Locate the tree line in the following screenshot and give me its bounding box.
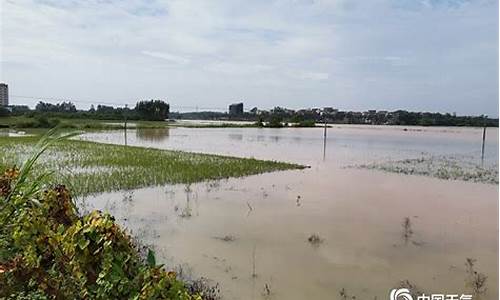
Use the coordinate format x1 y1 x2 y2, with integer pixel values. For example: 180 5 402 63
172 107 498 127
1 100 169 121
1 101 497 127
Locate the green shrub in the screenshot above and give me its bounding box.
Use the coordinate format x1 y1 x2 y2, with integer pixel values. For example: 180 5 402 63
14 120 38 128
268 115 284 128
295 120 316 127
0 168 202 299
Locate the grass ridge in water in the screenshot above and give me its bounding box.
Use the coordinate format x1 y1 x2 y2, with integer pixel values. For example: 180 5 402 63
354 156 498 184
0 136 304 196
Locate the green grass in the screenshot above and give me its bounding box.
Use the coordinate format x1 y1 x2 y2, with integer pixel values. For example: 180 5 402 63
0 135 303 197
0 116 169 130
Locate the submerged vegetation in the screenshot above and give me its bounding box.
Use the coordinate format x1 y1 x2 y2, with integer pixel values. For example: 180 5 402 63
465 258 488 296
0 135 303 197
0 132 205 299
307 234 323 246
355 156 498 184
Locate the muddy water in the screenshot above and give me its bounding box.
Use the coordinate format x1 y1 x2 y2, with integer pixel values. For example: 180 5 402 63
81 126 498 299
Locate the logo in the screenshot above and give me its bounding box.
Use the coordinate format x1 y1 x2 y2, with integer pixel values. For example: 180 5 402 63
389 289 473 300
390 289 413 300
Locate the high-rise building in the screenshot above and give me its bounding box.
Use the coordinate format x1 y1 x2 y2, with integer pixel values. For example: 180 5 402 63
0 83 8 106
229 102 243 115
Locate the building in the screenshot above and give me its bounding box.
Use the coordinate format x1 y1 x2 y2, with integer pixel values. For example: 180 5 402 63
0 83 8 106
323 107 338 115
249 107 259 114
228 102 243 115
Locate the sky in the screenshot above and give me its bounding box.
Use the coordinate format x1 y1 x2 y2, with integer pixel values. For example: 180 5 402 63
0 0 498 116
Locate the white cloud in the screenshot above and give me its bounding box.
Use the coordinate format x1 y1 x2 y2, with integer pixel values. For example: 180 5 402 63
296 71 330 81
142 50 190 64
204 62 274 75
0 0 497 115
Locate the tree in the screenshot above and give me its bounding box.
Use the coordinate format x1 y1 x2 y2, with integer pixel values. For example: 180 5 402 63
35 101 76 113
254 116 264 127
0 106 10 117
268 115 284 128
134 100 169 121
9 105 30 116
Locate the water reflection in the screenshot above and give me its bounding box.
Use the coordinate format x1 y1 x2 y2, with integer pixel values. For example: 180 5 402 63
269 135 280 142
135 128 170 142
81 126 500 169
228 133 243 141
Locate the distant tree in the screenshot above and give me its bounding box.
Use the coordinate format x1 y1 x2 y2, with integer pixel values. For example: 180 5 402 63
58 101 76 113
268 115 284 128
35 101 53 112
0 106 10 117
9 105 30 116
35 101 76 113
134 100 169 121
254 116 264 127
96 105 115 114
291 115 304 123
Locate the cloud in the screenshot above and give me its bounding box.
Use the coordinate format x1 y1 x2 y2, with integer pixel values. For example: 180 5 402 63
142 51 190 64
204 62 274 75
295 72 330 81
1 0 498 115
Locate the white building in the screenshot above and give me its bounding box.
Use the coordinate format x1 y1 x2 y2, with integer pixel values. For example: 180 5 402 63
0 83 8 106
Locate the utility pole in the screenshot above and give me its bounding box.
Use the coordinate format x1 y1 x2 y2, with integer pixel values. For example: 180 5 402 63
481 126 486 165
124 104 128 146
323 113 327 161
324 117 327 139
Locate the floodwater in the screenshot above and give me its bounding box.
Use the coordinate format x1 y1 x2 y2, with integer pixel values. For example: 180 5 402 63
80 125 498 299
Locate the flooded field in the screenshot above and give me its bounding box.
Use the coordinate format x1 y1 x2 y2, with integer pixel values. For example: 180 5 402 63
80 126 498 299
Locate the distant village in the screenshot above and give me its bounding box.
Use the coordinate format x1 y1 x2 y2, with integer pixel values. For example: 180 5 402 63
0 81 497 127
172 102 498 127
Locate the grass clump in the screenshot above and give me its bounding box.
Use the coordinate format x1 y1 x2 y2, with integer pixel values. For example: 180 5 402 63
355 155 498 184
307 234 323 246
0 132 204 299
0 135 303 197
465 258 487 295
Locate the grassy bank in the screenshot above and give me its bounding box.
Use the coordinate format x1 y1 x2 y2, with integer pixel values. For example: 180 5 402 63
0 135 303 197
0 116 169 130
0 116 324 131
